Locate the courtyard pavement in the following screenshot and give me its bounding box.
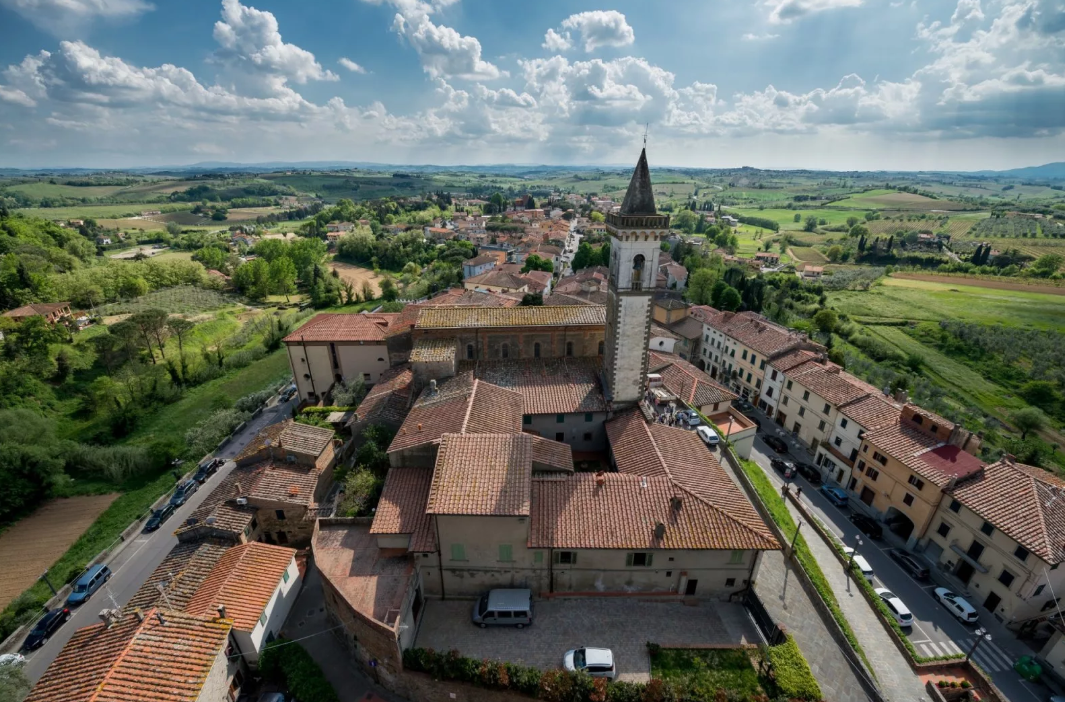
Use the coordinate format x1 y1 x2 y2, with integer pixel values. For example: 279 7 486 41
414 596 760 682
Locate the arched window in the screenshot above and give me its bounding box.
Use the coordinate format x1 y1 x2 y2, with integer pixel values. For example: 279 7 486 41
566 341 574 357
466 344 475 360
632 254 645 291
534 342 541 358
598 340 605 356
501 343 509 359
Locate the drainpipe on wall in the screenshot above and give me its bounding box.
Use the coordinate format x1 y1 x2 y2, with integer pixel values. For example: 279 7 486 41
435 518 446 600
548 548 555 593
300 336 318 400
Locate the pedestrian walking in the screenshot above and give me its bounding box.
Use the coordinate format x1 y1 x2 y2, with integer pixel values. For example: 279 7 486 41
796 486 803 500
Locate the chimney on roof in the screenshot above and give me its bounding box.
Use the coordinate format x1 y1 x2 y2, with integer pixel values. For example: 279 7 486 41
640 477 648 489
217 604 227 620
99 609 117 627
234 482 242 497
595 471 605 487
417 423 423 432
893 389 908 403
1003 453 1016 464
133 608 144 622
155 612 166 626
654 522 666 539
670 496 683 511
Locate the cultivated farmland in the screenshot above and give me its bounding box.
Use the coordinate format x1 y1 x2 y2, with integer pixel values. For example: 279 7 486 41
97 286 238 317
0 494 119 610
827 189 970 211
328 260 386 297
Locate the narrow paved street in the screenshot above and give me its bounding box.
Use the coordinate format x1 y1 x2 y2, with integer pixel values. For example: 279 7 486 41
22 390 297 683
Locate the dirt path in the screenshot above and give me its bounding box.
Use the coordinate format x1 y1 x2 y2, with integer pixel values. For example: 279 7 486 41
891 273 1065 295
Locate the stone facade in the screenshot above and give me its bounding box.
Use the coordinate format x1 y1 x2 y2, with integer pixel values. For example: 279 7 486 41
414 326 604 362
521 411 608 452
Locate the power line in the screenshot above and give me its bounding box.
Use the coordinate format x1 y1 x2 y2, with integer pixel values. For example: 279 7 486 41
227 624 346 660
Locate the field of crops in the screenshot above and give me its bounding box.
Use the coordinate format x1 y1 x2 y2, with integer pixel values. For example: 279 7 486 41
97 285 238 316
98 217 167 231
827 189 970 211
225 206 282 222
790 246 828 263
968 216 1043 239
2 182 128 199
17 204 194 220
158 211 212 226
727 207 868 230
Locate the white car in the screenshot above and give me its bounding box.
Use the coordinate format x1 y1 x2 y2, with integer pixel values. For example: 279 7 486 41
875 588 913 628
563 647 617 679
676 411 701 427
0 653 26 667
696 425 720 446
935 587 979 623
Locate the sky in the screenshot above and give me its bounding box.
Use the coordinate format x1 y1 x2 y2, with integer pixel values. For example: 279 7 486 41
0 0 1063 171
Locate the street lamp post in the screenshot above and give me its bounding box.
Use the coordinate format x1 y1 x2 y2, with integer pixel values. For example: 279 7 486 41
39 570 57 597
845 535 864 578
966 628 991 662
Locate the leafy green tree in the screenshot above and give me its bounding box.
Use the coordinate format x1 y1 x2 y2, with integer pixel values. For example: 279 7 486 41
1019 381 1061 411
825 245 843 262
812 309 838 334
269 257 297 299
672 209 698 234
717 285 742 311
361 280 375 301
846 216 859 228
793 213 802 223
130 308 170 362
686 268 717 305
379 278 398 302
803 215 818 232
1030 253 1064 277
232 258 271 301
1011 406 1048 439
166 317 195 381
521 255 553 273
589 211 605 223
571 242 595 271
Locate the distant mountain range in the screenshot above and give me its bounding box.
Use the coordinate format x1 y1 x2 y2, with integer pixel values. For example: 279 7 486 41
2 161 1064 179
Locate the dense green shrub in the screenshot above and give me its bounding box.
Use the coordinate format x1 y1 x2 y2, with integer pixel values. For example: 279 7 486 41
260 639 339 702
765 636 822 700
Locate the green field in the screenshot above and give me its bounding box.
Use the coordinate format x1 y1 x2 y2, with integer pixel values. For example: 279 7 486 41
17 204 194 220
826 189 969 211
728 207 870 229
790 246 828 263
97 286 238 316
828 276 1065 329
4 182 129 199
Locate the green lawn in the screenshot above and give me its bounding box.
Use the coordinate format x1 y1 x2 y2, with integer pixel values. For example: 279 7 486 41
828 276 1065 329
728 207 870 230
16 203 194 220
4 182 128 199
651 648 765 698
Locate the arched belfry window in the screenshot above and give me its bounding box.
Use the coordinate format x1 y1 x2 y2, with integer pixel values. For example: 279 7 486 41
631 254 646 291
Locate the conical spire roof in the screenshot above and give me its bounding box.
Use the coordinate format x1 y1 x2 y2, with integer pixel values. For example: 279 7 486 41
619 148 657 216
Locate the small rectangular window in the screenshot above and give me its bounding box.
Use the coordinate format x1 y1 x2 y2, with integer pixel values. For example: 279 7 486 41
1015 545 1029 562
725 578 736 587
786 380 793 390
937 521 951 538
756 379 762 389
729 550 744 564
873 451 887 465
949 499 961 513
282 569 290 583
742 349 748 360
523 414 532 425
782 396 789 406
866 467 880 481
751 354 757 366
903 493 914 506
499 544 513 562
823 403 830 414
771 370 778 380
799 407 806 417
834 437 842 447
450 544 466 561
1035 584 1046 597
981 521 994 536
556 413 565 423
556 551 576 565
803 390 810 401
534 551 543 564
759 360 766 371
583 432 592 441
585 412 593 422
627 552 652 567
840 418 849 429
907 475 925 491
275 510 286 520
999 570 1015 588
818 420 826 431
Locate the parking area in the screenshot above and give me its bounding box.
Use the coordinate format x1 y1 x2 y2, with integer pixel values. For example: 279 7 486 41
414 597 761 682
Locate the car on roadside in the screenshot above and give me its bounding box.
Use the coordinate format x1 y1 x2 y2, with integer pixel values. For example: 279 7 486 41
820 485 849 507
66 564 111 607
888 549 930 581
280 383 297 402
735 399 754 413
193 458 224 484
875 588 914 628
144 503 176 532
674 410 701 427
934 587 980 624
749 416 762 430
0 653 26 667
770 458 797 479
849 513 883 540
169 479 199 507
795 462 822 484
696 425 720 446
563 647 616 679
22 608 70 651
763 435 788 453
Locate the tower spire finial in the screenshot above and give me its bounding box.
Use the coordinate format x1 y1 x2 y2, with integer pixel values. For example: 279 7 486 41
643 123 648 148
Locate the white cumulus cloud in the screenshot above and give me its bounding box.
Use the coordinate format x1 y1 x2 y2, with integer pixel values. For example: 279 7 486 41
338 58 367 74
742 32 780 40
0 0 153 35
543 10 635 53
766 0 864 24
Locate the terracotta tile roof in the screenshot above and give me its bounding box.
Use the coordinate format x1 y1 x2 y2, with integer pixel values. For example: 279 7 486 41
530 473 778 551
427 433 534 516
3 302 70 318
542 292 606 306
388 377 523 454
667 316 703 339
651 322 681 341
460 357 607 414
246 461 319 506
465 270 529 290
714 312 805 357
530 435 574 472
283 313 389 343
26 609 231 702
350 365 413 427
648 351 737 407
600 409 777 550
949 459 1065 564
839 394 901 431
788 363 875 407
184 542 296 631
177 468 256 539
314 524 413 626
768 348 819 372
125 541 230 614
279 422 334 456
384 291 524 338
466 254 497 266
235 421 287 461
370 468 437 551
688 305 725 326
864 421 983 487
410 337 458 363
415 305 606 329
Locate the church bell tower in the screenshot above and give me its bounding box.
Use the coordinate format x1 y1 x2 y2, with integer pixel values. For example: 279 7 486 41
602 148 669 408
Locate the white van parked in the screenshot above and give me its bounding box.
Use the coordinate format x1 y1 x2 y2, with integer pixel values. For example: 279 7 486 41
851 554 874 583
696 425 720 446
472 589 532 628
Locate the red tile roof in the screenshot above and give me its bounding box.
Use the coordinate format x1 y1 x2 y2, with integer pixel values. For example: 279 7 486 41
768 348 819 373
185 542 296 631
350 365 413 427
948 458 1065 564
283 313 389 343
314 524 413 627
124 541 230 614
465 270 530 290
788 362 876 406
864 421 983 487
714 311 805 357
839 394 901 431
460 357 607 413
428 433 533 516
415 305 605 329
26 609 231 702
370 468 436 551
648 351 737 407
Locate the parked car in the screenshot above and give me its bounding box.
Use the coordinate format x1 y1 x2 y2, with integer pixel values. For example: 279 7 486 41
280 383 297 401
851 554 875 583
875 588 913 628
849 513 883 540
563 647 617 679
144 503 176 532
934 587 980 624
696 425 720 446
169 479 199 507
820 485 849 507
749 417 762 430
795 462 822 484
0 653 26 666
675 410 701 427
770 458 797 479
888 549 930 581
735 399 754 413
193 458 224 484
763 435 788 453
472 589 532 628
66 564 111 606
22 608 70 650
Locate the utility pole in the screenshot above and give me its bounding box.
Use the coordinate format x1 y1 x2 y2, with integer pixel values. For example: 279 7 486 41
966 627 990 662
39 570 57 597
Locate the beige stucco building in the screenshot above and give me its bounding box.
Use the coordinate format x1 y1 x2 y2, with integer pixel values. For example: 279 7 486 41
284 312 394 403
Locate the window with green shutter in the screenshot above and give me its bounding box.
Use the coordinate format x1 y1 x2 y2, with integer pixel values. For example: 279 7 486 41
626 552 652 567
534 551 543 564
584 413 593 422
729 550 744 564
499 544 513 562
282 569 290 583
556 414 565 423
450 544 466 561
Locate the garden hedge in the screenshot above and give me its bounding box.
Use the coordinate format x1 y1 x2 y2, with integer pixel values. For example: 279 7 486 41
259 639 339 702
765 635 823 701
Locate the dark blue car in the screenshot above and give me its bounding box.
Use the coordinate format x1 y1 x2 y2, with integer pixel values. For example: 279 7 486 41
820 485 849 507
66 564 111 606
22 608 69 651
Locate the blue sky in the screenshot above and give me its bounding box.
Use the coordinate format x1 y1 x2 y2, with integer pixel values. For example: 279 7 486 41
0 0 1063 170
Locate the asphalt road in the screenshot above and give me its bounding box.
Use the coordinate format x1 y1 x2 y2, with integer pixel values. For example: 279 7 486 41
22 391 297 683
743 407 1050 702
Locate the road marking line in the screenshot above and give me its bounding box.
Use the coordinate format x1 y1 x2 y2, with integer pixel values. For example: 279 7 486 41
910 639 932 644
926 642 944 656
970 647 1005 672
982 642 1015 669
943 640 964 656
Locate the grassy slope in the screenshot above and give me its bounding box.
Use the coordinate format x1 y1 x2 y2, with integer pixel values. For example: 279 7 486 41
16 204 194 220
728 207 870 229
651 648 765 698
